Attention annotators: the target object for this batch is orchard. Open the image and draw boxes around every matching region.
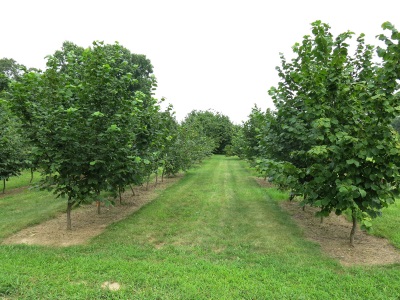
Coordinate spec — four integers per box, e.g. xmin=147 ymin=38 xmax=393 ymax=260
xmin=1 ymin=20 xmax=400 ymax=245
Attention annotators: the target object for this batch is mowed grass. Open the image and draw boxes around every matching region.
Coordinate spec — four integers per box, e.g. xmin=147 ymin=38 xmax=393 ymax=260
xmin=0 ymin=170 xmax=65 ymax=239
xmin=0 ymin=156 xmax=400 ymax=299
xmin=1 ymin=170 xmax=40 ymax=191
xmin=370 ymin=201 xmax=400 ymax=248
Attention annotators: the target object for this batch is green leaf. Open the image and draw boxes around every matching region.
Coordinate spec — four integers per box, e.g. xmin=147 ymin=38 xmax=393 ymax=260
xmin=382 ymin=21 xmax=395 ymax=30
xmin=108 ymin=124 xmax=120 ymax=132
xmin=314 ymin=200 xmax=322 ymax=206
xmin=92 ymin=111 xmax=104 ymax=117
xmin=346 ymin=159 xmax=360 ymax=167
xmin=371 ymin=94 xmax=383 ymax=100
xmin=66 ymin=107 xmax=78 ymax=114
xmin=361 ymin=214 xmax=373 ymax=231
xmin=359 ymin=188 xmax=367 ymax=198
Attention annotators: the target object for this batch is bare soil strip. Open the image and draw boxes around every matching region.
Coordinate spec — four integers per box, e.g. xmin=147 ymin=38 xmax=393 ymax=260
xmin=2 ymin=175 xmax=182 ymax=247
xmin=255 ymin=178 xmax=400 ymax=266
xmin=280 ymin=200 xmax=400 ymax=266
xmin=0 ymin=186 xmax=30 ymax=198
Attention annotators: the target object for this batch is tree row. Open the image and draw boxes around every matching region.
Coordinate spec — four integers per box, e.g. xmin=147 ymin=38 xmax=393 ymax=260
xmin=230 ymin=21 xmax=400 ymax=245
xmin=0 ymin=41 xmax=234 ymax=229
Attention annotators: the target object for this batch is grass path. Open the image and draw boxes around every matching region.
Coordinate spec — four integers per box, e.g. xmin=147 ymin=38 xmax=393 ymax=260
xmin=1 ymin=156 xmax=400 ymax=299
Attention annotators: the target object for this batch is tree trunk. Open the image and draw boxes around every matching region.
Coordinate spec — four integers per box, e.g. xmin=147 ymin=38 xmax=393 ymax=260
xmin=2 ymin=179 xmax=5 ymax=194
xmin=119 ymin=187 xmax=122 ymax=204
xmin=289 ymin=192 xmax=294 ymax=201
xmin=130 ymin=184 xmax=135 ymax=196
xmin=30 ymin=168 xmax=34 ymax=183
xmin=66 ymin=201 xmax=73 ymax=230
xmin=302 ymin=195 xmax=307 ymax=211
xmin=350 ymin=209 xmax=357 ymax=247
xmin=97 ymin=200 xmax=101 ymax=215
xmin=146 ymin=175 xmax=150 ymax=191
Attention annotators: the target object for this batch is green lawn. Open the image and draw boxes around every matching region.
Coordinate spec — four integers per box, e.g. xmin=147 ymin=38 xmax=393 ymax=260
xmin=370 ymin=201 xmax=400 ymax=248
xmin=0 ymin=170 xmax=65 ymax=239
xmin=1 ymin=156 xmax=400 ymax=299
xmin=1 ymin=170 xmax=41 ymax=191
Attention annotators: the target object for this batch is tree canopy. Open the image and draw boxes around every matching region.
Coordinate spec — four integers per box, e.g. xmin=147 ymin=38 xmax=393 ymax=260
xmin=0 ymin=99 xmax=25 ymax=193
xmin=242 ymin=21 xmax=400 ymax=245
xmin=10 ymin=41 xmax=159 ymax=228
xmin=7 ymin=41 xmax=215 ymax=229
xmin=182 ymin=110 xmax=234 ymax=154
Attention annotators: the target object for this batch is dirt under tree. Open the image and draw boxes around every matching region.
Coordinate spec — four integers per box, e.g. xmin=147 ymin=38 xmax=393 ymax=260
xmin=280 ymin=200 xmax=400 ymax=266
xmin=2 ymin=175 xmax=182 ymax=247
xmin=254 ymin=178 xmax=400 ymax=266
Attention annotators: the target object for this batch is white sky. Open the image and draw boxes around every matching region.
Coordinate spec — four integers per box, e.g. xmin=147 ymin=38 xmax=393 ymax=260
xmin=2 ymin=0 xmax=399 ymax=124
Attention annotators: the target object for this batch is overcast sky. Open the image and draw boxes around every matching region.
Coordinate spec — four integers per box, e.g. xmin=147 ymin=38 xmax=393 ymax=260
xmin=2 ymin=0 xmax=399 ymax=124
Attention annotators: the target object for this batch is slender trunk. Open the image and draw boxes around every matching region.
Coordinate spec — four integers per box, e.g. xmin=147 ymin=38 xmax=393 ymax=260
xmin=289 ymin=192 xmax=294 ymax=201
xmin=130 ymin=184 xmax=135 ymax=196
xmin=320 ymin=216 xmax=324 ymax=224
xmin=350 ymin=209 xmax=357 ymax=247
xmin=146 ymin=175 xmax=150 ymax=191
xmin=2 ymin=179 xmax=5 ymax=194
xmin=119 ymin=187 xmax=122 ymax=204
xmin=30 ymin=168 xmax=34 ymax=183
xmin=302 ymin=194 xmax=307 ymax=211
xmin=97 ymin=200 xmax=101 ymax=215
xmin=66 ymin=201 xmax=73 ymax=230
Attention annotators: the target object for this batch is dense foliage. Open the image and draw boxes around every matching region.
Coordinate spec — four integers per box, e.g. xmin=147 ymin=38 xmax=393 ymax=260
xmin=237 ymin=21 xmax=400 ymax=245
xmin=182 ymin=110 xmax=234 ymax=154
xmin=0 ymin=100 xmax=25 ymax=193
xmin=0 ymin=58 xmax=28 ymax=192
xmin=7 ymin=41 xmax=213 ymax=229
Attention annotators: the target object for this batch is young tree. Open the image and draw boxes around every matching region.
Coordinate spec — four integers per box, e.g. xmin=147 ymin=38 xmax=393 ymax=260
xmin=268 ymin=21 xmax=400 ymax=245
xmin=0 ymin=58 xmax=37 ymax=184
xmin=157 ymin=105 xmax=180 ymax=180
xmin=10 ymin=41 xmax=158 ymax=229
xmin=0 ymin=99 xmax=25 ymax=193
xmin=239 ymin=106 xmax=276 ymax=162
xmin=180 ymin=120 xmax=215 ymax=166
